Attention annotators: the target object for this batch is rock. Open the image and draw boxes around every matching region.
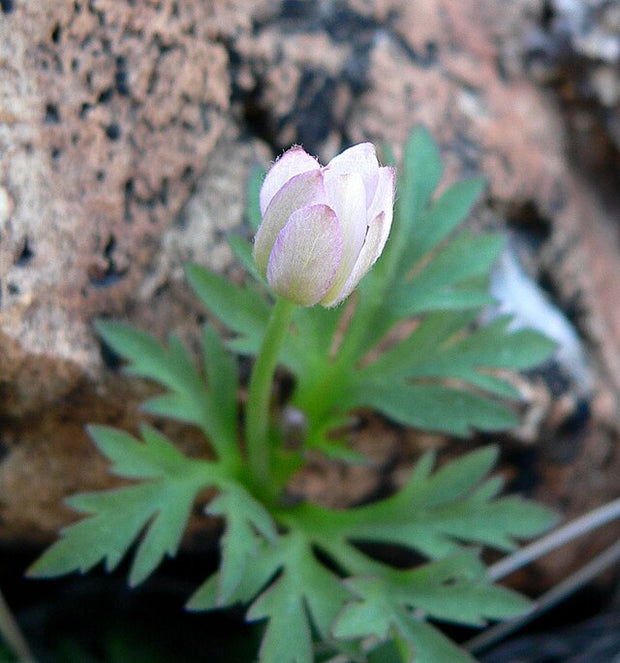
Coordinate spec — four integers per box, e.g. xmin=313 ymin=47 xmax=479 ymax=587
xmin=1 ymin=1 xmax=228 ymax=402
xmin=0 ymin=0 xmax=618 ymax=592
xmin=524 ymin=0 xmax=620 ymax=160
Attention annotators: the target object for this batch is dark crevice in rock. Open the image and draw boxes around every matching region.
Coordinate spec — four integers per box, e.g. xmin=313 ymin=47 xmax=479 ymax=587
xmin=495 ymin=55 xmax=510 ymax=84
xmin=323 ymin=5 xmax=381 ymax=45
xmin=503 ymin=200 xmax=553 ymax=243
xmin=199 ymin=104 xmax=212 ymax=133
xmin=123 ymin=178 xmax=134 ymax=222
xmin=98 ymin=334 xmax=123 ymax=371
xmin=51 ymin=23 xmax=62 ymax=44
xmin=16 ymin=237 xmax=35 ymax=267
xmin=503 ymin=445 xmax=543 ymax=493
xmin=229 ymin=4 xmax=387 ymax=154
xmin=104 ymin=123 xmax=121 ymax=140
xmin=293 ymin=72 xmax=339 ymax=150
xmin=97 ymin=87 xmax=114 ymax=104
xmin=87 ymin=234 xmax=128 ymax=288
xmin=159 ymin=178 xmax=169 ymax=206
xmin=44 ymin=103 xmax=61 ymax=124
xmin=0 ymin=0 xmax=13 ymax=14
xmin=180 ymin=165 xmax=194 ymax=182
xmin=79 ymin=102 xmax=91 ymax=118
xmin=233 ymin=75 xmax=280 ymax=154
xmin=114 ymin=55 xmax=130 ymax=96
xmin=539 ymin=266 xmax=589 ymax=333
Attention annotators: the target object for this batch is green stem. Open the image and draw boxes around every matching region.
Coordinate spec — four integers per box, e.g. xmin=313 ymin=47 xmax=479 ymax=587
xmin=246 ymin=297 xmax=297 ymax=486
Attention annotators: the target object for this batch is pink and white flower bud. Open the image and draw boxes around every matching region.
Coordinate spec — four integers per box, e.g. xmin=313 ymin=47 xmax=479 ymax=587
xmin=253 ymin=143 xmax=395 ymax=307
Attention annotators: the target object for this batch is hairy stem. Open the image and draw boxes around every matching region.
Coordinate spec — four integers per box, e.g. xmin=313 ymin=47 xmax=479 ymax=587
xmin=246 ymin=297 xmax=297 ymax=486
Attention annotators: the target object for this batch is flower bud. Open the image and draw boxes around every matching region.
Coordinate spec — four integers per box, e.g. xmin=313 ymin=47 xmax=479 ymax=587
xmin=253 ymin=143 xmax=395 ymax=307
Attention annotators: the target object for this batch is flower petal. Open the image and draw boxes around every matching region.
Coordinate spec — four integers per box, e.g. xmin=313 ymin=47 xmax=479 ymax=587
xmin=321 ymin=211 xmax=386 ymax=307
xmin=320 ymin=172 xmax=367 ymax=305
xmin=253 ymin=169 xmax=327 ymax=275
xmin=259 ymin=146 xmax=321 ymax=216
xmin=366 ymin=166 xmax=396 ymax=254
xmin=267 ymin=204 xmax=342 ymax=306
xmin=325 ymin=142 xmax=380 ymax=207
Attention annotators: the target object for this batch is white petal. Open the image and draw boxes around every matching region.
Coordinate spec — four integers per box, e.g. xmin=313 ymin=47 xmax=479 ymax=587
xmin=267 ymin=204 xmax=342 ymax=306
xmin=322 ymin=211 xmax=387 ymax=307
xmin=320 ymin=172 xmax=367 ymax=305
xmin=366 ymin=166 xmax=396 ymax=253
xmin=325 ymin=142 xmax=380 ymax=206
xmin=259 ymin=146 xmax=321 ymax=216
xmin=253 ymin=169 xmax=326 ymax=275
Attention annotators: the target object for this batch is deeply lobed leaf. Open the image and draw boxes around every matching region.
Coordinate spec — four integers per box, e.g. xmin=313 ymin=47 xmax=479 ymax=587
xmin=296 ymin=447 xmax=557 ymax=561
xmin=96 ymin=321 xmax=240 ymax=461
xmin=29 ymin=426 xmax=219 ymax=586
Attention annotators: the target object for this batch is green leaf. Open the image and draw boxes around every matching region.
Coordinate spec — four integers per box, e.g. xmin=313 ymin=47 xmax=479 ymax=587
xmin=289 ymin=306 xmax=343 ymax=372
xmin=356 ymin=127 xmax=444 ymax=331
xmin=333 ymin=575 xmax=478 ymax=662
xmin=187 ymin=539 xmax=283 ymax=612
xmin=358 ymin=311 xmax=475 ymax=380
xmin=399 ymin=316 xmax=557 ymax=380
xmin=334 ymin=552 xmax=525 ymax=659
xmin=227 ymin=233 xmax=265 ymax=284
xmin=201 ymin=325 xmax=240 ymax=451
xmin=405 ymin=621 xmax=477 ymax=663
xmin=390 ymin=232 xmax=504 ymax=318
xmin=332 ymin=576 xmax=409 ymax=643
xmin=246 ymin=534 xmax=354 ymax=663
xmin=405 ymin=446 xmax=499 ymax=505
xmin=185 ymin=264 xmax=270 ymax=356
xmin=433 ymin=494 xmax=559 ymax=550
xmin=86 ymin=424 xmax=219 ymax=482
xmin=349 ymin=382 xmax=518 ymax=437
xmin=404 ymin=176 xmax=486 ymax=268
xmin=95 ymin=321 xmax=239 ymax=460
xmin=399 ymin=126 xmax=444 ymax=236
xmin=191 ymin=532 xmax=354 ymax=663
xmin=248 ymin=571 xmax=314 ymax=663
xmin=400 ymin=553 xmax=532 ymax=625
xmin=342 ymin=309 xmax=555 ymax=438
xmin=28 ymin=426 xmax=218 ymax=586
xmin=206 ymin=485 xmax=278 ymax=606
xmin=312 ymin=447 xmax=556 ymax=559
